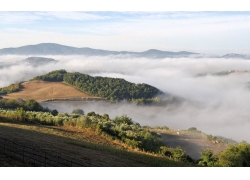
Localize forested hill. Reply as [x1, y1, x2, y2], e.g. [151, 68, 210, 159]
[31, 70, 164, 101]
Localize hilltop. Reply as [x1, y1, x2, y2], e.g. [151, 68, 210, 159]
[0, 70, 165, 103]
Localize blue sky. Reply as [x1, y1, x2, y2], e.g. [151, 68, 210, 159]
[1, 11, 250, 55]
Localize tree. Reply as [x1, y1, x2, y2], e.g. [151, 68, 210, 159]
[51, 109, 58, 116]
[72, 109, 84, 115]
[103, 113, 109, 120]
[198, 149, 218, 166]
[217, 143, 250, 167]
[24, 99, 43, 111]
[16, 107, 26, 121]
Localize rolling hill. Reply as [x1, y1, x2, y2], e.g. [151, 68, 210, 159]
[0, 43, 198, 58]
[1, 81, 101, 102]
[1, 70, 164, 102]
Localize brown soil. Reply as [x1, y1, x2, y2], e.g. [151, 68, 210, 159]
[158, 130, 229, 160]
[2, 81, 102, 102]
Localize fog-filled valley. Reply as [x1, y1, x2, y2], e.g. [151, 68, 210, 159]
[1, 55, 250, 143]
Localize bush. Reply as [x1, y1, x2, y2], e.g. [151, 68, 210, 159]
[103, 113, 109, 120]
[51, 109, 58, 116]
[217, 143, 250, 167]
[198, 149, 218, 166]
[113, 114, 133, 125]
[72, 109, 84, 115]
[87, 111, 96, 116]
[162, 126, 169, 130]
[159, 146, 194, 163]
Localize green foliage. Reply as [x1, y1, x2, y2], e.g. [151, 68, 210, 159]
[159, 146, 194, 163]
[30, 70, 163, 102]
[198, 149, 218, 167]
[87, 111, 96, 116]
[187, 127, 202, 133]
[217, 143, 250, 167]
[16, 107, 26, 121]
[0, 109, 194, 164]
[0, 82, 22, 95]
[131, 96, 181, 106]
[31, 69, 67, 82]
[113, 114, 133, 125]
[162, 126, 169, 130]
[24, 99, 44, 111]
[187, 127, 197, 131]
[72, 109, 84, 115]
[51, 109, 58, 116]
[0, 98, 55, 115]
[63, 72, 163, 101]
[103, 113, 109, 120]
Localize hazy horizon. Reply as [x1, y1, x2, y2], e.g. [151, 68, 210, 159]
[1, 11, 250, 55]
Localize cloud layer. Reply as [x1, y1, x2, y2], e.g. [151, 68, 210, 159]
[1, 55, 250, 142]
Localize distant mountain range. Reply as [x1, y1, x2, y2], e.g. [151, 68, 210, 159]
[0, 43, 198, 58]
[0, 43, 249, 59]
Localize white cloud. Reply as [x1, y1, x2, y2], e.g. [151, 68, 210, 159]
[1, 55, 250, 142]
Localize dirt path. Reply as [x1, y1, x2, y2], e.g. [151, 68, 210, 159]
[159, 130, 228, 160]
[2, 81, 102, 102]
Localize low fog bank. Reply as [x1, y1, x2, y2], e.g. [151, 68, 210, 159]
[1, 55, 250, 142]
[41, 100, 250, 143]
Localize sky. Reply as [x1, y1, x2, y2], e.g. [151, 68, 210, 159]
[1, 10, 250, 55]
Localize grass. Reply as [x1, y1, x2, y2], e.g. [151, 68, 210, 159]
[0, 120, 196, 167]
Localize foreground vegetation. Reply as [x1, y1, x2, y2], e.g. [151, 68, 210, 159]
[1, 98, 249, 167]
[0, 98, 195, 165]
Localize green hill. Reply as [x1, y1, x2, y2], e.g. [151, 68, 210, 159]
[30, 69, 164, 101]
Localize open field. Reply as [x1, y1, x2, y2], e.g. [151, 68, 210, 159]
[2, 81, 102, 102]
[0, 121, 194, 167]
[158, 130, 228, 160]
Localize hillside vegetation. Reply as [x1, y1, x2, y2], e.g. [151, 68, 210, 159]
[1, 98, 249, 167]
[0, 82, 22, 95]
[31, 70, 164, 102]
[0, 98, 196, 166]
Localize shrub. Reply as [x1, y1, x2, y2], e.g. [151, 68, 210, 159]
[72, 109, 84, 115]
[113, 114, 133, 125]
[217, 143, 250, 167]
[51, 109, 58, 116]
[198, 149, 218, 167]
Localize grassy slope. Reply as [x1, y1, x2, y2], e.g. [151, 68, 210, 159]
[1, 81, 100, 102]
[0, 121, 195, 167]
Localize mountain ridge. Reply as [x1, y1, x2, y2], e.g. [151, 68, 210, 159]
[0, 43, 198, 58]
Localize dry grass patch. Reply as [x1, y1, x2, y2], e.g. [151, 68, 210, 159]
[2, 81, 101, 102]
